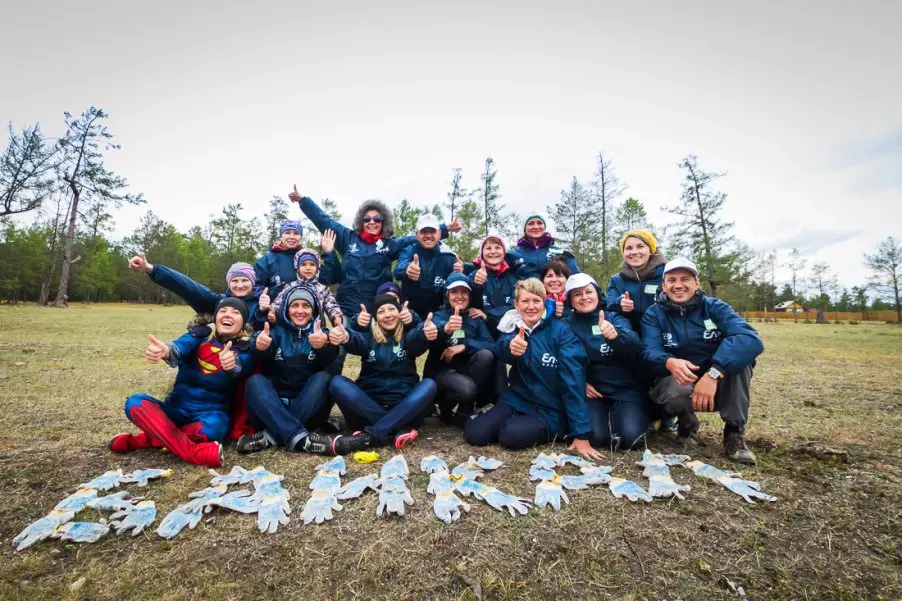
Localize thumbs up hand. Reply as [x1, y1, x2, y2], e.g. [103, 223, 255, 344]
[145, 335, 170, 363]
[453, 257, 464, 273]
[309, 318, 328, 349]
[598, 313, 618, 340]
[620, 291, 634, 313]
[445, 306, 463, 334]
[288, 184, 302, 203]
[449, 216, 462, 233]
[399, 301, 413, 325]
[423, 313, 438, 341]
[555, 300, 563, 317]
[329, 319, 348, 346]
[220, 341, 238, 371]
[510, 326, 528, 357]
[406, 254, 421, 281]
[258, 287, 271, 311]
[129, 253, 153, 273]
[357, 304, 371, 328]
[256, 322, 272, 351]
[474, 263, 488, 286]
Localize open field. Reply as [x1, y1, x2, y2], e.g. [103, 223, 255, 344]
[0, 304, 900, 601]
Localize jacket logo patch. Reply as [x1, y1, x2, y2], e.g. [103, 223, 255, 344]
[599, 343, 613, 356]
[376, 239, 384, 249]
[541, 353, 558, 368]
[308, 351, 316, 360]
[196, 342, 224, 375]
[703, 330, 722, 342]
[349, 243, 359, 254]
[663, 332, 677, 348]
[395, 346, 407, 360]
[366, 350, 376, 362]
[275, 348, 284, 361]
[434, 277, 445, 286]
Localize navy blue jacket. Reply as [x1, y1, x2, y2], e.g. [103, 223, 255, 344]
[496, 316, 590, 438]
[506, 243, 580, 281]
[606, 262, 666, 332]
[251, 293, 338, 399]
[162, 329, 254, 413]
[343, 325, 433, 406]
[471, 266, 520, 338]
[254, 244, 300, 299]
[425, 308, 495, 379]
[393, 244, 460, 319]
[567, 307, 645, 403]
[641, 292, 764, 378]
[148, 264, 265, 330]
[298, 197, 448, 316]
[319, 250, 342, 286]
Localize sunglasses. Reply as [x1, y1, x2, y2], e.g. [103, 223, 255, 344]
[362, 215, 384, 223]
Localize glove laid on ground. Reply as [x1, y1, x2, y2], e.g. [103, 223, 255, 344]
[52, 522, 110, 544]
[660, 453, 692, 466]
[240, 466, 277, 485]
[310, 470, 341, 495]
[376, 476, 413, 517]
[86, 491, 139, 512]
[579, 466, 613, 485]
[336, 474, 379, 500]
[209, 466, 249, 486]
[558, 474, 591, 491]
[608, 477, 652, 502]
[531, 452, 559, 470]
[648, 474, 692, 499]
[210, 490, 261, 514]
[380, 455, 409, 480]
[301, 489, 343, 525]
[637, 449, 667, 469]
[257, 495, 291, 534]
[451, 475, 491, 499]
[156, 505, 205, 539]
[420, 455, 449, 474]
[472, 456, 504, 471]
[185, 484, 228, 510]
[451, 463, 484, 480]
[433, 490, 471, 524]
[716, 476, 777, 504]
[78, 469, 123, 491]
[428, 470, 453, 495]
[535, 479, 569, 511]
[529, 465, 556, 482]
[253, 475, 289, 501]
[120, 468, 173, 487]
[110, 501, 157, 536]
[315, 456, 347, 476]
[54, 488, 99, 512]
[479, 487, 531, 517]
[684, 460, 741, 480]
[555, 454, 596, 469]
[12, 510, 76, 551]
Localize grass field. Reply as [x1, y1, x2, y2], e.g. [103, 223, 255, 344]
[0, 304, 900, 600]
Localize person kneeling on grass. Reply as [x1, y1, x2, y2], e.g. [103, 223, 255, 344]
[565, 273, 648, 451]
[640, 258, 764, 465]
[327, 294, 440, 452]
[425, 273, 496, 427]
[237, 284, 346, 456]
[109, 298, 255, 468]
[464, 278, 606, 462]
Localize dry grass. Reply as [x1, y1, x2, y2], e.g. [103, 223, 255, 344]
[0, 304, 900, 600]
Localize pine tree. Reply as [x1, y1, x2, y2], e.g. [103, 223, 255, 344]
[446, 168, 466, 221]
[0, 122, 59, 218]
[590, 152, 626, 279]
[614, 197, 648, 236]
[864, 236, 902, 322]
[479, 157, 502, 237]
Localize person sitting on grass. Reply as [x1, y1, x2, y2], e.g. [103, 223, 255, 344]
[237, 285, 346, 456]
[327, 294, 440, 453]
[425, 273, 496, 428]
[254, 219, 305, 299]
[640, 258, 764, 465]
[109, 298, 255, 468]
[565, 273, 648, 451]
[464, 278, 606, 462]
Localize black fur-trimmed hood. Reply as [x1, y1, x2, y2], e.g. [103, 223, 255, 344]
[353, 199, 395, 238]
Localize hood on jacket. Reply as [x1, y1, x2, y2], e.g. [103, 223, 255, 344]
[278, 282, 323, 331]
[353, 199, 395, 238]
[619, 250, 667, 282]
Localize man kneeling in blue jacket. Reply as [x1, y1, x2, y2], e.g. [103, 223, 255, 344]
[641, 258, 764, 465]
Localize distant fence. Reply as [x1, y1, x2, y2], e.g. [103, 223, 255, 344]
[743, 310, 898, 322]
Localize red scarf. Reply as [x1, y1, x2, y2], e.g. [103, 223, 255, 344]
[546, 291, 566, 303]
[473, 256, 511, 277]
[360, 231, 383, 245]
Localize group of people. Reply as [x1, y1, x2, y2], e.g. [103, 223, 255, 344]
[109, 188, 764, 469]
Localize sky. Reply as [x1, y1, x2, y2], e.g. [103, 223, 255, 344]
[1, 0, 899, 291]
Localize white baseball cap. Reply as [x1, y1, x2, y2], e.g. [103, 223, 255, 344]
[564, 272, 598, 298]
[663, 257, 699, 277]
[416, 214, 440, 232]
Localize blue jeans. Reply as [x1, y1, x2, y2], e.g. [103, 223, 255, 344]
[330, 376, 436, 443]
[464, 402, 550, 450]
[587, 393, 648, 450]
[245, 372, 333, 450]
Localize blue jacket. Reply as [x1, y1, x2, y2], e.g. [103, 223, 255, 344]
[393, 244, 460, 319]
[506, 243, 580, 281]
[606, 262, 666, 332]
[343, 325, 433, 406]
[162, 328, 254, 413]
[496, 316, 590, 438]
[641, 292, 764, 378]
[567, 307, 645, 403]
[148, 264, 265, 330]
[319, 250, 342, 286]
[298, 197, 448, 315]
[425, 308, 495, 379]
[251, 290, 338, 399]
[471, 266, 520, 338]
[254, 244, 301, 299]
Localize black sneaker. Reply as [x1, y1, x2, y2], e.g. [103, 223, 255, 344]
[724, 431, 757, 465]
[302, 431, 336, 455]
[332, 432, 377, 455]
[236, 431, 275, 455]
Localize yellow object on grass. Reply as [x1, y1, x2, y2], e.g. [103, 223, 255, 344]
[353, 451, 379, 464]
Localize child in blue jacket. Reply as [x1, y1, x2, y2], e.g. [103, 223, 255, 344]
[109, 298, 254, 467]
[565, 273, 648, 450]
[506, 214, 580, 280]
[254, 219, 305, 299]
[328, 294, 439, 452]
[426, 274, 496, 427]
[236, 284, 343, 456]
[464, 279, 605, 462]
[641, 258, 764, 465]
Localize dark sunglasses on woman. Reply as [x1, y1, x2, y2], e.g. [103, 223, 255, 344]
[362, 215, 384, 223]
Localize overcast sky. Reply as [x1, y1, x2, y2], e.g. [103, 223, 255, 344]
[1, 0, 899, 290]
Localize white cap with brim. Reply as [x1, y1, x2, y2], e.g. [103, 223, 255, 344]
[446, 279, 471, 291]
[663, 257, 699, 277]
[416, 214, 441, 232]
[564, 272, 598, 298]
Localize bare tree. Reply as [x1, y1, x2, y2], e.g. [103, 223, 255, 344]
[590, 152, 626, 278]
[478, 157, 502, 237]
[864, 236, 902, 322]
[446, 168, 466, 221]
[784, 247, 807, 322]
[0, 123, 59, 217]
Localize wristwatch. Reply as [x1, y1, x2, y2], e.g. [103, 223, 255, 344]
[705, 367, 723, 381]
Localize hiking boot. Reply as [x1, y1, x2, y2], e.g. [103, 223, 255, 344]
[236, 431, 275, 455]
[332, 432, 377, 455]
[300, 431, 336, 455]
[724, 431, 757, 465]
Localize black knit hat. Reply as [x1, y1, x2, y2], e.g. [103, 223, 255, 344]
[372, 294, 400, 314]
[215, 297, 249, 326]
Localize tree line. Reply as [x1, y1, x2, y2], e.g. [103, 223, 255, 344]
[1, 107, 900, 321]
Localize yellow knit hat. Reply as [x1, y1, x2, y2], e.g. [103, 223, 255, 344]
[619, 229, 658, 255]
